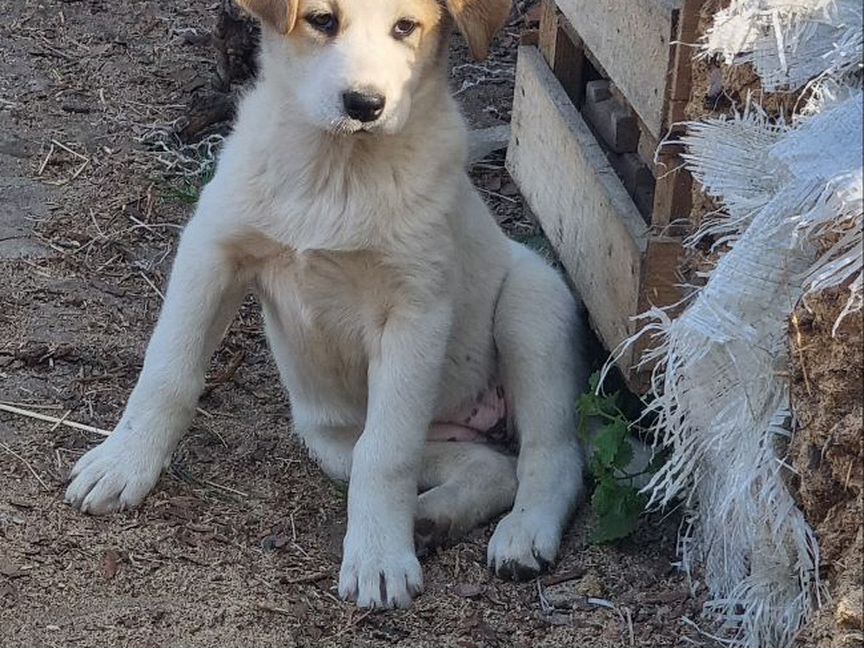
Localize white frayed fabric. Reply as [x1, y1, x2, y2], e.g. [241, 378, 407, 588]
[703, 0, 863, 91]
[607, 3, 863, 646]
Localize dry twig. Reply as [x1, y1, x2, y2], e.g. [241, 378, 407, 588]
[0, 441, 49, 490]
[283, 571, 330, 585]
[0, 402, 110, 435]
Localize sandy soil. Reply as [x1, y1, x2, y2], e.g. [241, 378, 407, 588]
[789, 290, 864, 648]
[0, 2, 711, 646]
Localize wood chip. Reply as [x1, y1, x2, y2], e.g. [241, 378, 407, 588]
[542, 567, 587, 587]
[640, 589, 689, 604]
[281, 571, 330, 585]
[0, 560, 27, 578]
[453, 583, 486, 599]
[102, 549, 120, 580]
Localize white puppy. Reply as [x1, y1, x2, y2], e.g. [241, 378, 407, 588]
[65, 0, 588, 608]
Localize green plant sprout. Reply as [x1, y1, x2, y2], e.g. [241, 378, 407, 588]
[577, 371, 661, 543]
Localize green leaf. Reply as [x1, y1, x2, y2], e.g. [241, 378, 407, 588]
[588, 452, 608, 481]
[588, 371, 602, 394]
[592, 419, 628, 466]
[590, 487, 646, 543]
[577, 392, 599, 420]
[612, 439, 634, 469]
[577, 376, 622, 422]
[578, 371, 654, 544]
[597, 392, 621, 416]
[590, 477, 622, 516]
[161, 164, 216, 205]
[577, 413, 589, 443]
[332, 481, 349, 500]
[591, 505, 641, 543]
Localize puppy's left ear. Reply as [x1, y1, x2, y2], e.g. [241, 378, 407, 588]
[235, 0, 298, 34]
[446, 0, 512, 61]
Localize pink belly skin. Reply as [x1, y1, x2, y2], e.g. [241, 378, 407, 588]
[429, 385, 513, 446]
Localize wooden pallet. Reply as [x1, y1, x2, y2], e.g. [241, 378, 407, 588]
[508, 0, 702, 391]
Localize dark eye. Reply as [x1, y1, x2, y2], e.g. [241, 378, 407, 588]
[305, 12, 338, 35]
[392, 19, 418, 40]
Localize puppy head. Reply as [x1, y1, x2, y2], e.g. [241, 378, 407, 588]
[237, 0, 511, 135]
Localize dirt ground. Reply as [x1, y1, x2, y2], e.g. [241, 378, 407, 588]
[0, 2, 713, 647]
[790, 290, 864, 648]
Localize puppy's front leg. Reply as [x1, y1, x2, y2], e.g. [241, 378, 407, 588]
[65, 211, 248, 515]
[338, 302, 452, 609]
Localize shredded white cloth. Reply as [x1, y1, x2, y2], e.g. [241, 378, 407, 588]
[608, 2, 863, 646]
[703, 0, 863, 91]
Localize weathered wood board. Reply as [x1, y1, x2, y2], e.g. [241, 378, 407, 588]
[555, 0, 683, 140]
[507, 46, 649, 367]
[538, 0, 585, 106]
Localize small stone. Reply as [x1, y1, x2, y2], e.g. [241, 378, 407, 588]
[453, 583, 485, 599]
[182, 30, 211, 46]
[0, 135, 32, 158]
[483, 174, 502, 192]
[500, 181, 519, 197]
[102, 549, 120, 580]
[538, 611, 571, 626]
[573, 572, 607, 598]
[60, 103, 91, 114]
[0, 560, 24, 578]
[836, 589, 863, 629]
[467, 125, 510, 164]
[543, 579, 582, 609]
[260, 533, 289, 551]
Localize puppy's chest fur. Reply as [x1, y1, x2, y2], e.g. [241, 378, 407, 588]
[219, 98, 482, 420]
[232, 169, 455, 340]
[238, 131, 460, 256]
[256, 246, 403, 344]
[233, 234, 454, 419]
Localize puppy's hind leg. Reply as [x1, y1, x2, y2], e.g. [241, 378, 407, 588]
[299, 423, 518, 556]
[415, 441, 517, 554]
[487, 242, 587, 580]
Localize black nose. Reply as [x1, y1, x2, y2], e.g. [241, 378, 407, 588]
[342, 90, 385, 123]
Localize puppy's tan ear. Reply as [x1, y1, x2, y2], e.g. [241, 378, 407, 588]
[446, 0, 512, 61]
[235, 0, 298, 34]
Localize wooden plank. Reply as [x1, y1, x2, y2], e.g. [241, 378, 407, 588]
[538, 0, 559, 65]
[507, 46, 648, 369]
[539, 2, 586, 107]
[666, 0, 705, 127]
[582, 80, 639, 153]
[651, 0, 702, 227]
[556, 0, 682, 140]
[638, 238, 683, 313]
[651, 145, 692, 228]
[552, 21, 585, 107]
[631, 238, 684, 390]
[519, 30, 539, 46]
[553, 11, 659, 167]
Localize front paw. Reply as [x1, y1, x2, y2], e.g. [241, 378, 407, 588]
[64, 431, 166, 515]
[487, 510, 560, 581]
[338, 533, 423, 608]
